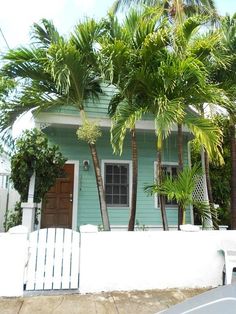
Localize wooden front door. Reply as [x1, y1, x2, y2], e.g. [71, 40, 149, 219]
[41, 164, 74, 229]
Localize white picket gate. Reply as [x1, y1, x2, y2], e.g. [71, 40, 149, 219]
[25, 228, 80, 291]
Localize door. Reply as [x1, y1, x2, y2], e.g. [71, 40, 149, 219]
[41, 164, 74, 229]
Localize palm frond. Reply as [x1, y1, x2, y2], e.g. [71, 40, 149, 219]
[111, 0, 158, 13]
[145, 164, 208, 218]
[111, 102, 147, 154]
[185, 113, 223, 164]
[31, 19, 62, 48]
[154, 96, 185, 142]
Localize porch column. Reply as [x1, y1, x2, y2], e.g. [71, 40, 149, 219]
[22, 171, 36, 232]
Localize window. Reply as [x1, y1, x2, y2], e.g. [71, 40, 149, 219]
[104, 162, 130, 207]
[162, 165, 178, 206]
[155, 162, 178, 207]
[0, 175, 9, 189]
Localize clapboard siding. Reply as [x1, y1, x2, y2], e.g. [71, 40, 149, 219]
[44, 84, 155, 120]
[44, 127, 191, 229]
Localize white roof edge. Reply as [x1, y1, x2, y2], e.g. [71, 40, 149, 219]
[35, 112, 190, 133]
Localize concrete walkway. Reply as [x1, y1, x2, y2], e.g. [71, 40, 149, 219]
[0, 288, 208, 314]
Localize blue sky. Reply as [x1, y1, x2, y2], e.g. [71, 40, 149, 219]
[215, 0, 236, 15]
[0, 0, 235, 52]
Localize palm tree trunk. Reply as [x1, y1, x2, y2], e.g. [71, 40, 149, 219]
[89, 143, 111, 231]
[230, 122, 236, 229]
[128, 128, 138, 231]
[79, 109, 110, 231]
[157, 145, 169, 231]
[177, 123, 184, 229]
[204, 149, 219, 230]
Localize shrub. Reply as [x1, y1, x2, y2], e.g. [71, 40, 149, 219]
[11, 128, 67, 202]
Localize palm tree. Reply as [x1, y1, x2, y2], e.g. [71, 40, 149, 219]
[101, 9, 224, 230]
[0, 19, 111, 231]
[111, 0, 218, 21]
[99, 11, 170, 230]
[164, 14, 226, 227]
[112, 0, 222, 228]
[211, 14, 236, 229]
[0, 74, 16, 149]
[145, 164, 217, 225]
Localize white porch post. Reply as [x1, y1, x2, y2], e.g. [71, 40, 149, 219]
[22, 171, 36, 232]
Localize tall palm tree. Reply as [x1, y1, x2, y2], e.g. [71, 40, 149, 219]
[99, 11, 170, 230]
[112, 0, 217, 22]
[163, 18, 224, 228]
[102, 9, 224, 230]
[211, 14, 236, 229]
[0, 19, 111, 231]
[112, 0, 222, 228]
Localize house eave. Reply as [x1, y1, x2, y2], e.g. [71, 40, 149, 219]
[34, 112, 190, 133]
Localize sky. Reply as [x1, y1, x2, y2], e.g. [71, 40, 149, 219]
[0, 0, 236, 53]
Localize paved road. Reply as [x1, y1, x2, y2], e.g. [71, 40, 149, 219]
[0, 288, 208, 314]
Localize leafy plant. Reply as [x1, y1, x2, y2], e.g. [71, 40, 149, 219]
[135, 219, 148, 231]
[4, 202, 22, 231]
[4, 201, 40, 231]
[145, 164, 217, 226]
[10, 128, 67, 202]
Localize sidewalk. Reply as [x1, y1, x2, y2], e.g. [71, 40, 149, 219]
[0, 288, 208, 314]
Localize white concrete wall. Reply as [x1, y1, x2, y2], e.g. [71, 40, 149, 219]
[0, 188, 20, 232]
[79, 231, 236, 293]
[1, 228, 236, 296]
[0, 226, 28, 297]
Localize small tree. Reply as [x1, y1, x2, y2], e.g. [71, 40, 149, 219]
[11, 128, 67, 202]
[145, 164, 217, 227]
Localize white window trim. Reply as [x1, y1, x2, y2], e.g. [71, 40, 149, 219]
[101, 159, 132, 209]
[154, 161, 178, 209]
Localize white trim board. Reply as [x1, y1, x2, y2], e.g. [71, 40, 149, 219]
[68, 160, 79, 231]
[35, 112, 190, 132]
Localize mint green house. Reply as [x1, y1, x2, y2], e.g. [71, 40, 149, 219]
[34, 86, 205, 231]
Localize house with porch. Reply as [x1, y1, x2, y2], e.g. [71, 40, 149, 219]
[33, 85, 207, 231]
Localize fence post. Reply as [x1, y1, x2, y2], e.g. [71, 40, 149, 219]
[79, 224, 98, 293]
[0, 225, 28, 297]
[22, 202, 36, 232]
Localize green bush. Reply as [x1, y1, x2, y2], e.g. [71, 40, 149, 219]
[11, 128, 67, 202]
[4, 202, 22, 231]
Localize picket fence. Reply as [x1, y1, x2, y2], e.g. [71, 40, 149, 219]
[25, 228, 80, 290]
